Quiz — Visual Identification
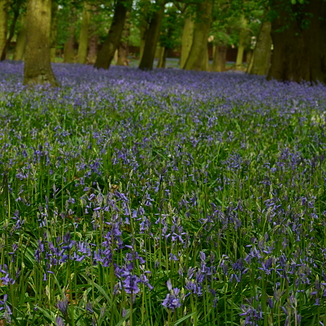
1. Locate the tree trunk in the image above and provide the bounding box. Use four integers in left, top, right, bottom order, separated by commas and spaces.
235, 17, 247, 70
63, 10, 76, 63
117, 41, 129, 66
138, 0, 165, 71
212, 44, 227, 72
94, 0, 131, 69
77, 2, 90, 64
248, 20, 272, 75
139, 22, 148, 61
86, 6, 98, 64
24, 0, 58, 86
183, 0, 213, 71
50, 2, 58, 62
180, 16, 194, 69
157, 46, 167, 68
267, 0, 326, 84
87, 33, 98, 64
13, 14, 27, 60
1, 0, 22, 61
117, 11, 130, 66
0, 0, 7, 59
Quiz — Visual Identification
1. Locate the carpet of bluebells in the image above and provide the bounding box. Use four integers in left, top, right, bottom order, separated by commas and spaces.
1, 60, 326, 326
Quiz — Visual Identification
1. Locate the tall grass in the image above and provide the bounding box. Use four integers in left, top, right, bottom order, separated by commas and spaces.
0, 61, 326, 325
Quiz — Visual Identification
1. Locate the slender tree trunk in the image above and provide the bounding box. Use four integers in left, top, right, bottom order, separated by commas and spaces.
157, 46, 167, 68
183, 0, 213, 71
24, 0, 58, 86
77, 2, 90, 64
13, 14, 27, 60
202, 47, 209, 71
86, 6, 98, 64
212, 43, 227, 72
267, 0, 326, 83
1, 0, 22, 61
138, 0, 165, 71
235, 17, 247, 70
117, 11, 130, 66
180, 16, 194, 69
0, 0, 7, 59
139, 22, 148, 61
138, 0, 150, 61
94, 0, 131, 69
87, 33, 98, 64
64, 10, 76, 63
117, 41, 129, 66
50, 2, 58, 62
248, 20, 271, 75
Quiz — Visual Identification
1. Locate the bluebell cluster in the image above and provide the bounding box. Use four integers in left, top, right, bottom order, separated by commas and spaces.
1, 61, 326, 324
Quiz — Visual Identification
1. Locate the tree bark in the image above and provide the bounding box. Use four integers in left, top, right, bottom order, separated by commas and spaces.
87, 33, 98, 64
13, 14, 27, 60
94, 0, 131, 69
50, 2, 58, 62
180, 16, 194, 69
63, 10, 76, 63
138, 0, 165, 71
1, 0, 22, 61
86, 6, 98, 64
183, 0, 213, 71
24, 0, 58, 87
248, 20, 272, 75
212, 44, 227, 72
157, 46, 167, 68
77, 2, 90, 64
267, 0, 326, 84
117, 11, 130, 66
0, 0, 8, 59
235, 17, 247, 70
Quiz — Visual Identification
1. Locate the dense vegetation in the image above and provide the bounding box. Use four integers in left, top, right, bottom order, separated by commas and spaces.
1, 61, 326, 325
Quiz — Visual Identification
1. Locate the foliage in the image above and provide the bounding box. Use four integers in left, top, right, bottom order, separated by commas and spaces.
158, 5, 183, 50
1, 61, 326, 325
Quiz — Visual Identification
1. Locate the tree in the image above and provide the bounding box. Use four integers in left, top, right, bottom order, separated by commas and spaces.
50, 2, 58, 62
77, 1, 91, 64
267, 0, 326, 83
94, 0, 132, 69
24, 0, 58, 86
138, 0, 165, 70
0, 0, 8, 59
13, 14, 27, 60
183, 0, 213, 71
235, 16, 248, 70
117, 11, 131, 66
1, 0, 24, 60
180, 13, 194, 69
248, 19, 271, 75
157, 5, 182, 68
64, 8, 77, 63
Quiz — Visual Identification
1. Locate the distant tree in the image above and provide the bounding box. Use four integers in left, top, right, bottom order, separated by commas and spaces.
1, 0, 25, 61
64, 7, 77, 63
138, 0, 165, 70
180, 10, 194, 69
94, 0, 132, 69
117, 11, 131, 66
24, 0, 58, 86
183, 0, 213, 71
248, 18, 271, 75
77, 1, 91, 64
13, 14, 27, 60
157, 5, 182, 68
